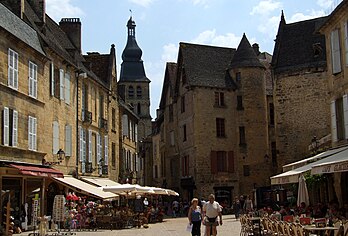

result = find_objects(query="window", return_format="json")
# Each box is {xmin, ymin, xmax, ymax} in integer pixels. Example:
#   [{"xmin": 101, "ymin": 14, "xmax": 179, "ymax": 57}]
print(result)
[
  {"xmin": 183, "ymin": 124, "xmax": 187, "ymax": 141},
  {"xmin": 64, "ymin": 72, "xmax": 70, "ymax": 104},
  {"xmin": 112, "ymin": 142, "xmax": 116, "ymax": 167},
  {"xmin": 52, "ymin": 121, "xmax": 59, "ymax": 154},
  {"xmin": 331, "ymin": 29, "xmax": 341, "ymax": 74},
  {"xmin": 169, "ymin": 104, "xmax": 173, "ymax": 122},
  {"xmin": 269, "ymin": 103, "xmax": 275, "ymax": 125},
  {"xmin": 104, "ymin": 135, "xmax": 109, "ymax": 167},
  {"xmin": 211, "ymin": 151, "xmax": 234, "ymax": 174},
  {"xmin": 65, "ymin": 125, "xmax": 72, "ymax": 156},
  {"xmin": 28, "ymin": 116, "xmax": 37, "ymax": 151},
  {"xmin": 214, "ymin": 92, "xmax": 225, "ymax": 107},
  {"xmin": 88, "ymin": 130, "xmax": 92, "ymax": 164},
  {"xmin": 8, "ymin": 48, "xmax": 18, "ymax": 89},
  {"xmin": 99, "ymin": 94, "xmax": 104, "ymax": 119},
  {"xmin": 128, "ymin": 86, "xmax": 134, "ymax": 98},
  {"xmin": 81, "ymin": 83, "xmax": 87, "ymax": 120},
  {"xmin": 170, "ymin": 131, "xmax": 175, "ymax": 146},
  {"xmin": 79, "ymin": 127, "xmax": 87, "ymax": 173},
  {"xmin": 182, "ymin": 155, "xmax": 189, "ymax": 176},
  {"xmin": 53, "ymin": 67, "xmax": 60, "ymax": 98},
  {"xmin": 112, "ymin": 108, "xmax": 116, "ymax": 131},
  {"xmin": 2, "ymin": 107, "xmax": 18, "ymax": 147},
  {"xmin": 28, "ymin": 61, "xmax": 37, "ymax": 98},
  {"xmin": 345, "ymin": 22, "xmax": 348, "ymax": 66},
  {"xmin": 243, "ymin": 165, "xmax": 250, "ymax": 176},
  {"xmin": 236, "ymin": 72, "xmax": 241, "ymax": 83},
  {"xmin": 50, "ymin": 63, "xmax": 54, "ymax": 96},
  {"xmin": 122, "ymin": 114, "xmax": 129, "ymax": 136},
  {"xmin": 181, "ymin": 96, "xmax": 185, "ymax": 113},
  {"xmin": 335, "ymin": 97, "xmax": 345, "ymax": 140},
  {"xmin": 271, "ymin": 142, "xmax": 277, "ymax": 167},
  {"xmin": 59, "ymin": 69, "xmax": 64, "ymax": 100},
  {"xmin": 137, "ymin": 86, "xmax": 142, "ymax": 98},
  {"xmin": 237, "ymin": 96, "xmax": 244, "ymax": 110},
  {"xmin": 239, "ymin": 126, "xmax": 246, "ymax": 145},
  {"xmin": 216, "ymin": 118, "xmax": 225, "ymax": 137},
  {"xmin": 96, "ymin": 133, "xmax": 102, "ymax": 175}
]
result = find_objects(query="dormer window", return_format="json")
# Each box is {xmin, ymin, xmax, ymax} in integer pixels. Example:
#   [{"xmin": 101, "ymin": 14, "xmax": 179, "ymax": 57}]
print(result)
[{"xmin": 312, "ymin": 43, "xmax": 323, "ymax": 58}]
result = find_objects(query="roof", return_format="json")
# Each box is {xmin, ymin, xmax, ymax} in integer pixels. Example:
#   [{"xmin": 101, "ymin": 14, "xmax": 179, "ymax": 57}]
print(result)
[
  {"xmin": 317, "ymin": 0, "xmax": 348, "ymax": 33},
  {"xmin": 230, "ymin": 34, "xmax": 265, "ymax": 69},
  {"xmin": 159, "ymin": 62, "xmax": 177, "ymax": 110},
  {"xmin": 0, "ymin": 3, "xmax": 45, "ymax": 55},
  {"xmin": 179, "ymin": 42, "xmax": 237, "ymax": 89},
  {"xmin": 272, "ymin": 15, "xmax": 327, "ymax": 74}
]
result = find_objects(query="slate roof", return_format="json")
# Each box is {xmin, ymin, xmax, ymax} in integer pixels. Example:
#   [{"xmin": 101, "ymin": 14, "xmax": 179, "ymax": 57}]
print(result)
[
  {"xmin": 0, "ymin": 3, "xmax": 45, "ymax": 55},
  {"xmin": 179, "ymin": 42, "xmax": 237, "ymax": 89},
  {"xmin": 272, "ymin": 15, "xmax": 327, "ymax": 74},
  {"xmin": 159, "ymin": 62, "xmax": 177, "ymax": 110},
  {"xmin": 84, "ymin": 53, "xmax": 110, "ymax": 84},
  {"xmin": 230, "ymin": 34, "xmax": 264, "ymax": 69}
]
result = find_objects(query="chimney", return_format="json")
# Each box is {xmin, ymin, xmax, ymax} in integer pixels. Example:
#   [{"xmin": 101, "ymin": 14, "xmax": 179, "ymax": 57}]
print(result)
[
  {"xmin": 252, "ymin": 43, "xmax": 260, "ymax": 56},
  {"xmin": 59, "ymin": 18, "xmax": 82, "ymax": 53},
  {"xmin": 28, "ymin": 0, "xmax": 46, "ymax": 23}
]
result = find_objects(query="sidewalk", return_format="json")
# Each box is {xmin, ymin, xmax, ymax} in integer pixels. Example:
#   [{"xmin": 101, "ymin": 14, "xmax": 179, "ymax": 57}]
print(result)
[{"xmin": 19, "ymin": 214, "xmax": 241, "ymax": 236}]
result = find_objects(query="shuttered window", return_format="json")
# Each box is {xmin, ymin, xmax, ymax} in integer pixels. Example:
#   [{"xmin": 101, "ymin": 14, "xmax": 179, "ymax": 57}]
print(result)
[
  {"xmin": 50, "ymin": 63, "xmax": 55, "ymax": 96},
  {"xmin": 104, "ymin": 135, "xmax": 108, "ymax": 165},
  {"xmin": 182, "ymin": 155, "xmax": 189, "ymax": 176},
  {"xmin": 59, "ymin": 69, "xmax": 64, "ymax": 100},
  {"xmin": 28, "ymin": 116, "xmax": 37, "ymax": 151},
  {"xmin": 65, "ymin": 125, "xmax": 72, "ymax": 156},
  {"xmin": 331, "ymin": 100, "xmax": 338, "ymax": 142},
  {"xmin": 331, "ymin": 29, "xmax": 341, "ymax": 74},
  {"xmin": 29, "ymin": 61, "xmax": 38, "ymax": 98},
  {"xmin": 12, "ymin": 110, "xmax": 18, "ymax": 147},
  {"xmin": 52, "ymin": 121, "xmax": 59, "ymax": 154},
  {"xmin": 2, "ymin": 108, "xmax": 18, "ymax": 147},
  {"xmin": 344, "ymin": 22, "xmax": 348, "ymax": 66},
  {"xmin": 211, "ymin": 151, "xmax": 234, "ymax": 173},
  {"xmin": 88, "ymin": 130, "xmax": 92, "ymax": 163},
  {"xmin": 97, "ymin": 133, "xmax": 102, "ymax": 175},
  {"xmin": 122, "ymin": 114, "xmax": 129, "ymax": 136},
  {"xmin": 211, "ymin": 151, "xmax": 218, "ymax": 174},
  {"xmin": 3, "ymin": 107, "xmax": 9, "ymax": 146},
  {"xmin": 8, "ymin": 48, "xmax": 18, "ymax": 89},
  {"xmin": 65, "ymin": 72, "xmax": 70, "ymax": 104}
]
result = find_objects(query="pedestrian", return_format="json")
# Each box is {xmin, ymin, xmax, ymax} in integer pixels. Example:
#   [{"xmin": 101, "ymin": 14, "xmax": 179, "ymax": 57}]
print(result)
[
  {"xmin": 243, "ymin": 195, "xmax": 253, "ymax": 214},
  {"xmin": 172, "ymin": 199, "xmax": 179, "ymax": 218},
  {"xmin": 202, "ymin": 194, "xmax": 222, "ymax": 236},
  {"xmin": 233, "ymin": 197, "xmax": 241, "ymax": 220},
  {"xmin": 239, "ymin": 195, "xmax": 245, "ymax": 214},
  {"xmin": 188, "ymin": 198, "xmax": 202, "ymax": 236}
]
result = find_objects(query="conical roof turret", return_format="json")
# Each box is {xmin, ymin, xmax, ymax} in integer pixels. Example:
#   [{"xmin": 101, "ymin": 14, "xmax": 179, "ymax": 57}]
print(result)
[{"xmin": 230, "ymin": 33, "xmax": 264, "ymax": 69}]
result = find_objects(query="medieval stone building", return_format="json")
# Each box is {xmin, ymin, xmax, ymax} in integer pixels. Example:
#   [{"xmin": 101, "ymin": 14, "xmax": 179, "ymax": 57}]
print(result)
[
  {"xmin": 272, "ymin": 12, "xmax": 330, "ymax": 173},
  {"xmin": 156, "ymin": 35, "xmax": 274, "ymax": 203}
]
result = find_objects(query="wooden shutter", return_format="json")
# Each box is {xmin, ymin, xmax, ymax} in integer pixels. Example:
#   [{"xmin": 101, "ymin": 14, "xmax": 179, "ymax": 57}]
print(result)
[
  {"xmin": 3, "ymin": 107, "xmax": 9, "ymax": 146},
  {"xmin": 33, "ymin": 117, "xmax": 37, "ymax": 150},
  {"xmin": 345, "ymin": 22, "xmax": 348, "ymax": 66},
  {"xmin": 8, "ymin": 49, "xmax": 13, "ymax": 87},
  {"xmin": 65, "ymin": 72, "xmax": 70, "ymax": 104},
  {"xmin": 97, "ymin": 134, "xmax": 102, "ymax": 175},
  {"xmin": 50, "ymin": 63, "xmax": 55, "ymax": 96},
  {"xmin": 104, "ymin": 135, "xmax": 108, "ymax": 165},
  {"xmin": 12, "ymin": 110, "xmax": 18, "ymax": 147},
  {"xmin": 211, "ymin": 151, "xmax": 218, "ymax": 174},
  {"xmin": 65, "ymin": 125, "xmax": 72, "ymax": 156},
  {"xmin": 122, "ymin": 114, "xmax": 129, "ymax": 136},
  {"xmin": 228, "ymin": 151, "xmax": 234, "ymax": 173},
  {"xmin": 331, "ymin": 100, "xmax": 338, "ymax": 142},
  {"xmin": 28, "ymin": 117, "xmax": 32, "ymax": 150},
  {"xmin": 79, "ymin": 126, "xmax": 83, "ymax": 162},
  {"xmin": 331, "ymin": 29, "xmax": 342, "ymax": 74},
  {"xmin": 29, "ymin": 62, "xmax": 33, "ymax": 97},
  {"xmin": 88, "ymin": 130, "xmax": 92, "ymax": 163},
  {"xmin": 59, "ymin": 69, "xmax": 64, "ymax": 100},
  {"xmin": 135, "ymin": 124, "xmax": 138, "ymax": 141},
  {"xmin": 53, "ymin": 121, "xmax": 59, "ymax": 154},
  {"xmin": 343, "ymin": 95, "xmax": 348, "ymax": 139}
]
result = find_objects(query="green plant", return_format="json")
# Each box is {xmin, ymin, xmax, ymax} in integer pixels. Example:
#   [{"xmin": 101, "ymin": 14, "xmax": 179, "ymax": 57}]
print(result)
[{"xmin": 304, "ymin": 172, "xmax": 327, "ymax": 190}]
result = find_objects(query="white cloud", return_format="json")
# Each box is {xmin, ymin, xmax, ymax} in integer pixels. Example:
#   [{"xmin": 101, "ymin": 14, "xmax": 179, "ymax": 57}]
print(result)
[
  {"xmin": 162, "ymin": 43, "xmax": 178, "ymax": 62},
  {"xmin": 46, "ymin": 0, "xmax": 84, "ymax": 22},
  {"xmin": 128, "ymin": 0, "xmax": 155, "ymax": 7},
  {"xmin": 190, "ymin": 29, "xmax": 242, "ymax": 48},
  {"xmin": 250, "ymin": 0, "xmax": 282, "ymax": 16},
  {"xmin": 257, "ymin": 16, "xmax": 279, "ymax": 38},
  {"xmin": 288, "ymin": 9, "xmax": 326, "ymax": 23},
  {"xmin": 316, "ymin": 0, "xmax": 334, "ymax": 9}
]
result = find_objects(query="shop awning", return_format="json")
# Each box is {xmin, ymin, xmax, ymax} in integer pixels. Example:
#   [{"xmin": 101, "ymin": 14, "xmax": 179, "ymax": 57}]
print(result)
[
  {"xmin": 282, "ymin": 146, "xmax": 348, "ymax": 172},
  {"xmin": 9, "ymin": 164, "xmax": 63, "ymax": 178},
  {"xmin": 311, "ymin": 148, "xmax": 348, "ymax": 174},
  {"xmin": 53, "ymin": 175, "xmax": 118, "ymax": 200},
  {"xmin": 270, "ymin": 163, "xmax": 314, "ymax": 185},
  {"xmin": 81, "ymin": 177, "xmax": 121, "ymax": 187}
]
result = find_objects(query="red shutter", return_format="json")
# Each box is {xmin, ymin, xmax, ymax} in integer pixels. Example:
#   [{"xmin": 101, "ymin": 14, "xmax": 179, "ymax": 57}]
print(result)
[
  {"xmin": 228, "ymin": 151, "xmax": 234, "ymax": 173},
  {"xmin": 211, "ymin": 151, "xmax": 217, "ymax": 174}
]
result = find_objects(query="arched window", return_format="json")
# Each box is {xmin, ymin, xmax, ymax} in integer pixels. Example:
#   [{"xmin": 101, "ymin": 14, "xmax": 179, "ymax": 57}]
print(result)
[
  {"xmin": 128, "ymin": 86, "xmax": 134, "ymax": 98},
  {"xmin": 137, "ymin": 86, "xmax": 142, "ymax": 98}
]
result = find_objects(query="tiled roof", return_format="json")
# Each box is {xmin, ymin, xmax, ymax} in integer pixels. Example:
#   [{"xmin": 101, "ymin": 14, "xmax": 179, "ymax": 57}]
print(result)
[
  {"xmin": 0, "ymin": 3, "xmax": 45, "ymax": 55},
  {"xmin": 159, "ymin": 62, "xmax": 177, "ymax": 109},
  {"xmin": 272, "ymin": 16, "xmax": 327, "ymax": 74},
  {"xmin": 179, "ymin": 42, "xmax": 237, "ymax": 89},
  {"xmin": 230, "ymin": 34, "xmax": 264, "ymax": 69},
  {"xmin": 84, "ymin": 53, "xmax": 110, "ymax": 84}
]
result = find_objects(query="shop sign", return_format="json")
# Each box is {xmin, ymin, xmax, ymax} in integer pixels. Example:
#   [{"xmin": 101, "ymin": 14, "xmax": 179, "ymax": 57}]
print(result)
[{"xmin": 319, "ymin": 161, "xmax": 348, "ymax": 173}]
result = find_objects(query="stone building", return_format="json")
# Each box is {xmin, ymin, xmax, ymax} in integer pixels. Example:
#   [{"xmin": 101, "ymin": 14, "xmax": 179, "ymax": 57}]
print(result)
[
  {"xmin": 317, "ymin": 0, "xmax": 348, "ymax": 206},
  {"xmin": 156, "ymin": 35, "xmax": 273, "ymax": 203},
  {"xmin": 0, "ymin": 0, "xmax": 120, "ymax": 228},
  {"xmin": 271, "ymin": 12, "xmax": 330, "ymax": 173}
]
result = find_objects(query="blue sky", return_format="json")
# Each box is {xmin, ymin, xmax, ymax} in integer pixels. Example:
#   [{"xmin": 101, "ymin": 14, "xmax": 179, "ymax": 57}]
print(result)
[{"xmin": 46, "ymin": 0, "xmax": 342, "ymax": 119}]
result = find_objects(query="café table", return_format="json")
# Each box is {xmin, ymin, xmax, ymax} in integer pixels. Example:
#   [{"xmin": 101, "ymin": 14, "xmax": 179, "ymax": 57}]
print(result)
[{"xmin": 303, "ymin": 225, "xmax": 342, "ymax": 236}]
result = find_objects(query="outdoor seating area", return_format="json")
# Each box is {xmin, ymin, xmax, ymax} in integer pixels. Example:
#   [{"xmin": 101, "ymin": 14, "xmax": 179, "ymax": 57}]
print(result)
[{"xmin": 240, "ymin": 213, "xmax": 348, "ymax": 236}]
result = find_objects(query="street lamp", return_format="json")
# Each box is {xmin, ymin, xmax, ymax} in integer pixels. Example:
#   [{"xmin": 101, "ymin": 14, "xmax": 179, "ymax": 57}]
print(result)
[{"xmin": 42, "ymin": 149, "xmax": 65, "ymax": 166}]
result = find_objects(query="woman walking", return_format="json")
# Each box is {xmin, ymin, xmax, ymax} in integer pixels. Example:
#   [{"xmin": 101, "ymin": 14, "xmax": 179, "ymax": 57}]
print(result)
[{"xmin": 188, "ymin": 198, "xmax": 202, "ymax": 236}]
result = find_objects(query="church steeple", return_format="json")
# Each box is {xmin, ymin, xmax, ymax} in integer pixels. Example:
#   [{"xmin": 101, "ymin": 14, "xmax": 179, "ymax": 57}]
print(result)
[{"xmin": 120, "ymin": 17, "xmax": 149, "ymax": 82}]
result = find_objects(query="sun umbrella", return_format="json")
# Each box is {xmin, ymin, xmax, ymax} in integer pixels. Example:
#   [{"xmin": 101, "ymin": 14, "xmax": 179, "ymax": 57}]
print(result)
[
  {"xmin": 297, "ymin": 175, "xmax": 309, "ymax": 207},
  {"xmin": 102, "ymin": 184, "xmax": 154, "ymax": 195}
]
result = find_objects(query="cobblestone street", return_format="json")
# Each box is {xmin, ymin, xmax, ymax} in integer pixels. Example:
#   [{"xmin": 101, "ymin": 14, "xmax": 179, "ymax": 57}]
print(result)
[{"xmin": 21, "ymin": 214, "xmax": 241, "ymax": 236}]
